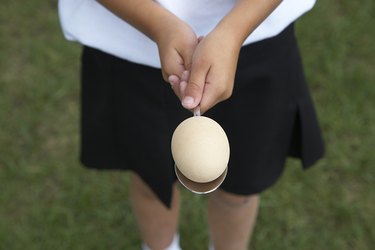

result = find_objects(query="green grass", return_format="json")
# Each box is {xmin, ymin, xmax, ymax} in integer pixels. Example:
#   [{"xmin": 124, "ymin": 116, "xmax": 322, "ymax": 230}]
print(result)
[{"xmin": 1, "ymin": 0, "xmax": 374, "ymax": 249}]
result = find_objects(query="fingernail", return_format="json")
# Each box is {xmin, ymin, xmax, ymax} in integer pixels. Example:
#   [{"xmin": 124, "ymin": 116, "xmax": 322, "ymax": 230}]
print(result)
[{"xmin": 182, "ymin": 96, "xmax": 194, "ymax": 107}]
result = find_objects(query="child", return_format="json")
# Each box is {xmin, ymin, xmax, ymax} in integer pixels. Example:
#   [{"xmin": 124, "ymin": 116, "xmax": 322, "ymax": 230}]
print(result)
[{"xmin": 59, "ymin": 0, "xmax": 324, "ymax": 249}]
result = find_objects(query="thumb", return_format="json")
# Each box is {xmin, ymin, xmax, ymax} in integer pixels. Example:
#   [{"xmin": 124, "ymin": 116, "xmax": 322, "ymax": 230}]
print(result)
[{"xmin": 181, "ymin": 64, "xmax": 208, "ymax": 110}]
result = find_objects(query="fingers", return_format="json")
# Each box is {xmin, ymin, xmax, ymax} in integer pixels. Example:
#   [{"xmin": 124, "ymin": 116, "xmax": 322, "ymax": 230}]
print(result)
[
  {"xmin": 168, "ymin": 74, "xmax": 180, "ymax": 86},
  {"xmin": 165, "ymin": 34, "xmax": 232, "ymax": 114},
  {"xmin": 170, "ymin": 69, "xmax": 232, "ymax": 114},
  {"xmin": 162, "ymin": 53, "xmax": 185, "ymax": 82},
  {"xmin": 181, "ymin": 60, "xmax": 209, "ymax": 110},
  {"xmin": 167, "ymin": 35, "xmax": 202, "ymax": 81},
  {"xmin": 181, "ymin": 70, "xmax": 189, "ymax": 82},
  {"xmin": 169, "ymin": 70, "xmax": 189, "ymax": 100},
  {"xmin": 198, "ymin": 81, "xmax": 232, "ymax": 114},
  {"xmin": 164, "ymin": 39, "xmax": 197, "ymax": 81},
  {"xmin": 182, "ymin": 36, "xmax": 204, "ymax": 71},
  {"xmin": 179, "ymin": 35, "xmax": 205, "ymax": 109}
]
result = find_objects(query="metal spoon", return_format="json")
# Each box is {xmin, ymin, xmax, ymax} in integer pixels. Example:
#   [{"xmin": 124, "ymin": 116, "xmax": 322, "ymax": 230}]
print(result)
[{"xmin": 174, "ymin": 106, "xmax": 228, "ymax": 194}]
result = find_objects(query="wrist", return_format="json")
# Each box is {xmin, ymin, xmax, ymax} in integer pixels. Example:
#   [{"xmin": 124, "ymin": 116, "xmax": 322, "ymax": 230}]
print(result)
[
  {"xmin": 152, "ymin": 15, "xmax": 189, "ymax": 44},
  {"xmin": 213, "ymin": 0, "xmax": 282, "ymax": 46}
]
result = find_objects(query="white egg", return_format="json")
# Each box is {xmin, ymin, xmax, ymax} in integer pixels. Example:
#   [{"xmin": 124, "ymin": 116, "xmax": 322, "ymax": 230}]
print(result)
[{"xmin": 171, "ymin": 116, "xmax": 230, "ymax": 183}]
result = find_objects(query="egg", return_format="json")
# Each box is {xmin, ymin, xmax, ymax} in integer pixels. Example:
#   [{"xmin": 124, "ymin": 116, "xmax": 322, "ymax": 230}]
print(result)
[{"xmin": 171, "ymin": 116, "xmax": 230, "ymax": 183}]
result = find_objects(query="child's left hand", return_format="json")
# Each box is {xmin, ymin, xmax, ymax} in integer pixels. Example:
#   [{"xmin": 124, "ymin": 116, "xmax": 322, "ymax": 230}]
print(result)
[{"xmin": 180, "ymin": 29, "xmax": 241, "ymax": 114}]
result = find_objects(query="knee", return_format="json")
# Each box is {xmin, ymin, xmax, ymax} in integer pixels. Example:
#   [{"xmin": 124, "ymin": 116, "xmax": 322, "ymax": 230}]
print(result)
[
  {"xmin": 130, "ymin": 172, "xmax": 179, "ymax": 202},
  {"xmin": 209, "ymin": 189, "xmax": 259, "ymax": 208},
  {"xmin": 130, "ymin": 172, "xmax": 156, "ymax": 200}
]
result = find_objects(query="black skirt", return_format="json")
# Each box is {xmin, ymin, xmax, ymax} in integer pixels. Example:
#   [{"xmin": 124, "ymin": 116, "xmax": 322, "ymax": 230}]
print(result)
[{"xmin": 80, "ymin": 24, "xmax": 324, "ymax": 207}]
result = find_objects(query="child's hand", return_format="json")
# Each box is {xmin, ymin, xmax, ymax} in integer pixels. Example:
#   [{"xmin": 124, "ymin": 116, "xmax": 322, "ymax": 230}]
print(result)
[
  {"xmin": 171, "ymin": 0, "xmax": 282, "ymax": 114},
  {"xmin": 181, "ymin": 29, "xmax": 241, "ymax": 114},
  {"xmin": 155, "ymin": 21, "xmax": 198, "ymax": 85}
]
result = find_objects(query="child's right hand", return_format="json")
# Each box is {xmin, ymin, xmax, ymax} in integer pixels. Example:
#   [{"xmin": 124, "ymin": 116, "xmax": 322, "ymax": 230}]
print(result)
[{"xmin": 154, "ymin": 20, "xmax": 198, "ymax": 91}]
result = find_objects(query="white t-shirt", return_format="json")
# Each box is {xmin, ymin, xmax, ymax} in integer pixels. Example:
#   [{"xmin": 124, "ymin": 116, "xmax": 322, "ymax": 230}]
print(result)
[{"xmin": 58, "ymin": 0, "xmax": 315, "ymax": 68}]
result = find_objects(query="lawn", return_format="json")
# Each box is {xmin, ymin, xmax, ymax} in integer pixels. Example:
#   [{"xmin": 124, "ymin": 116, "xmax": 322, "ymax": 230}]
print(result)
[{"xmin": 0, "ymin": 0, "xmax": 374, "ymax": 249}]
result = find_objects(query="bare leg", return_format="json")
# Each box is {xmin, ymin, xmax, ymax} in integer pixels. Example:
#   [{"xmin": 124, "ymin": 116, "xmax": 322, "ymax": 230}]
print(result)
[
  {"xmin": 208, "ymin": 190, "xmax": 260, "ymax": 250},
  {"xmin": 130, "ymin": 172, "xmax": 180, "ymax": 250}
]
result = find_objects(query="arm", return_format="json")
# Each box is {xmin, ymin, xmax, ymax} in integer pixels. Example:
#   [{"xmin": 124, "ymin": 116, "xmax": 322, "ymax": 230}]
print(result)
[
  {"xmin": 98, "ymin": 0, "xmax": 172, "ymax": 42},
  {"xmin": 182, "ymin": 0, "xmax": 282, "ymax": 113},
  {"xmin": 98, "ymin": 0, "xmax": 198, "ymax": 81},
  {"xmin": 215, "ymin": 0, "xmax": 282, "ymax": 48}
]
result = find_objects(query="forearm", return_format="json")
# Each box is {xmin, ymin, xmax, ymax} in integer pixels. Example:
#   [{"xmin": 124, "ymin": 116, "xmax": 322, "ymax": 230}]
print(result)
[
  {"xmin": 214, "ymin": 0, "xmax": 282, "ymax": 47},
  {"xmin": 98, "ymin": 0, "xmax": 179, "ymax": 42}
]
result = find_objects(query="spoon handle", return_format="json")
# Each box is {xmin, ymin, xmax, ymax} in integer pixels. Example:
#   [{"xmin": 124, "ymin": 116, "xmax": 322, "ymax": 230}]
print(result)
[{"xmin": 193, "ymin": 106, "xmax": 201, "ymax": 117}]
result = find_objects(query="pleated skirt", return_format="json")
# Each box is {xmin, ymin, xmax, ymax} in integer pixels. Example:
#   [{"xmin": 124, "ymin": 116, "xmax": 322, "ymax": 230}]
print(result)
[{"xmin": 80, "ymin": 24, "xmax": 325, "ymax": 207}]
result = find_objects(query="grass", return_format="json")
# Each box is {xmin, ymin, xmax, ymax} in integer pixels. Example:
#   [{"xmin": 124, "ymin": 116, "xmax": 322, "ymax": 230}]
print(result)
[{"xmin": 0, "ymin": 0, "xmax": 374, "ymax": 249}]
